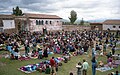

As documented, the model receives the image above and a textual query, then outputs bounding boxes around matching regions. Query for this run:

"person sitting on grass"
[115,71,119,75]
[70,72,74,75]
[38,48,43,59]
[106,52,112,59]
[107,57,113,68]
[45,64,51,74]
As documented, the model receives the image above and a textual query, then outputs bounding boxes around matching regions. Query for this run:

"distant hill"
[87,19,106,23]
[62,19,90,26]
[0,12,12,15]
[62,19,69,22]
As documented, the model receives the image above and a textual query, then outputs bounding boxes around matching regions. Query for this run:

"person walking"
[91,56,97,75]
[82,59,89,75]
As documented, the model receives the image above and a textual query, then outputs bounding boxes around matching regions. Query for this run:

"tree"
[80,18,84,25]
[68,10,77,24]
[12,6,23,16]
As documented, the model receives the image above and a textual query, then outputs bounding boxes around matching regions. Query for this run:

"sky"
[0,0,120,21]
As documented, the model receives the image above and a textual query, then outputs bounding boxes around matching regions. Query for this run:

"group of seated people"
[108,71,120,75]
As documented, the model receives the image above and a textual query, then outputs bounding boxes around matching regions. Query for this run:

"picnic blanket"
[96,66,113,72]
[18,57,31,61]
[104,60,120,68]
[18,64,37,73]
[97,60,120,72]
[114,60,120,65]
[18,57,64,73]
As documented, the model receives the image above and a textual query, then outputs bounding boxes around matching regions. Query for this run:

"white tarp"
[2,20,15,29]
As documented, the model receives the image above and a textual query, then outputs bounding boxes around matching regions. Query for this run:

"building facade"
[103,20,120,31]
[0,13,62,33]
[0,15,17,33]
[24,13,62,32]
[90,23,103,31]
[90,20,120,31]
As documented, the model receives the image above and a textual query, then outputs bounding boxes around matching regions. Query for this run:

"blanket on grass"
[18,64,37,73]
[96,66,113,72]
[18,57,64,73]
[18,57,31,61]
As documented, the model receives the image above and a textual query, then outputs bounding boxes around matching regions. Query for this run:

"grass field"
[0,44,120,75]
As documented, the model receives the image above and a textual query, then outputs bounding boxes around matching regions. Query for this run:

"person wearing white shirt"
[82,59,89,75]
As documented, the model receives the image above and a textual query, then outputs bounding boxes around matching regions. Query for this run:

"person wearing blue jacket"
[91,56,97,75]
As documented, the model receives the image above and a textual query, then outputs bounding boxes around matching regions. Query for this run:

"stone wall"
[62,25,91,31]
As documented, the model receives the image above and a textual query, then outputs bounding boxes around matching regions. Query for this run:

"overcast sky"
[0,0,120,21]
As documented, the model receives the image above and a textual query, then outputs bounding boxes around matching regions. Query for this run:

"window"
[46,21,48,24]
[113,26,116,28]
[36,20,39,25]
[39,20,41,25]
[50,21,52,24]
[0,28,3,32]
[41,20,44,25]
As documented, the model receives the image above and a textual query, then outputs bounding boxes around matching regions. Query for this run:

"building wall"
[103,24,120,30]
[29,19,62,32]
[4,28,17,34]
[2,20,15,29]
[62,25,91,31]
[91,25,102,31]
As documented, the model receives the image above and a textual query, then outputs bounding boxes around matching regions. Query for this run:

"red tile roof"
[103,20,120,25]
[0,15,14,18]
[24,13,62,19]
[90,23,102,25]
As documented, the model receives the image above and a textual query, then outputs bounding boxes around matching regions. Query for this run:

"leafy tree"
[12,6,23,16]
[68,10,77,24]
[80,18,84,25]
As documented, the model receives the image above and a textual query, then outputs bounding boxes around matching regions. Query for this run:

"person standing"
[91,56,97,75]
[111,46,115,55]
[103,43,107,53]
[14,46,19,60]
[25,44,30,57]
[43,47,48,58]
[50,57,56,75]
[76,62,82,75]
[82,59,89,75]
[92,48,96,58]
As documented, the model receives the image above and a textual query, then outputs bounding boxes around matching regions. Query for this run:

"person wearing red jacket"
[50,57,56,75]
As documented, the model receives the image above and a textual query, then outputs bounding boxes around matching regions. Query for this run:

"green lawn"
[0,45,120,75]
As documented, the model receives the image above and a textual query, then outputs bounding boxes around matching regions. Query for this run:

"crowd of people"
[0,29,120,75]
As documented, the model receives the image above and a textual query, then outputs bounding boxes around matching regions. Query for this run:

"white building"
[24,13,62,32]
[0,13,62,33]
[103,20,120,31]
[0,15,16,33]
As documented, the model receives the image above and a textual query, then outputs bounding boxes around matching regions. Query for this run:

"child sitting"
[38,48,43,59]
[107,57,113,68]
[45,65,51,74]
[98,61,104,67]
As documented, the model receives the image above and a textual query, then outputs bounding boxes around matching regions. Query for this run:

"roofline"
[24,13,62,19]
[90,23,103,25]
[28,17,62,19]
